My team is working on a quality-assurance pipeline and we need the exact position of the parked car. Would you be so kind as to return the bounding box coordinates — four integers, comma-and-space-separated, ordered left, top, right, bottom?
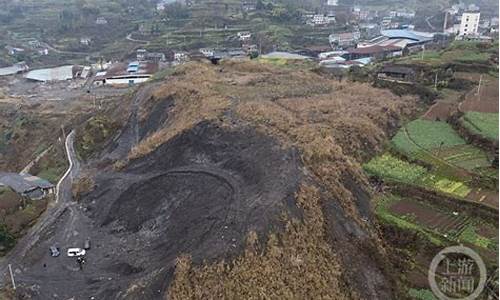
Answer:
67, 248, 86, 257
84, 238, 91, 250
50, 246, 60, 257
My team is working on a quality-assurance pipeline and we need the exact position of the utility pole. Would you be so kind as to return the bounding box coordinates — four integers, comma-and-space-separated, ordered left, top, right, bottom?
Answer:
477, 74, 483, 100
434, 72, 438, 90
61, 125, 66, 141
8, 264, 16, 290
421, 44, 425, 60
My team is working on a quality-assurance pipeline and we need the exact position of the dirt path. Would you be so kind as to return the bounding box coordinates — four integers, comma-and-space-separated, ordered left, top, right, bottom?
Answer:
104, 83, 161, 161
19, 146, 53, 174
0, 131, 80, 287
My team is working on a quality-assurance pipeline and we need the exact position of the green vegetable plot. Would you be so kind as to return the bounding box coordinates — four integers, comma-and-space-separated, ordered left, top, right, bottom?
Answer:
364, 154, 471, 198
461, 112, 499, 141
392, 119, 466, 155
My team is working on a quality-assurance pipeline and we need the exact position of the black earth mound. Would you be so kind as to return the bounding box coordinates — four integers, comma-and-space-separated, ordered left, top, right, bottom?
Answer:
78, 121, 303, 298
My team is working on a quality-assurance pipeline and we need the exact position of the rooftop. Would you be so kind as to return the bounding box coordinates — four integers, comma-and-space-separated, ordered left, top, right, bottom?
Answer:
348, 45, 402, 55
94, 62, 159, 80
0, 172, 54, 195
380, 29, 434, 42
261, 51, 311, 60
25, 65, 75, 82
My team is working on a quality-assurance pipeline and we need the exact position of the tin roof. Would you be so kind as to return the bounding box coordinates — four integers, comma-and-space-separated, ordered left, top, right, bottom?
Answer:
348, 45, 402, 55
381, 29, 434, 42
0, 172, 54, 194
261, 51, 311, 60
25, 65, 74, 82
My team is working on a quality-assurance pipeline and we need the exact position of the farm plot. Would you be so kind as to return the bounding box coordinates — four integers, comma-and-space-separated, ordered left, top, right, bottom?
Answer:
391, 119, 496, 182
460, 75, 499, 113
364, 154, 471, 198
392, 119, 466, 155
433, 144, 494, 172
466, 188, 499, 209
460, 112, 499, 141
377, 196, 497, 251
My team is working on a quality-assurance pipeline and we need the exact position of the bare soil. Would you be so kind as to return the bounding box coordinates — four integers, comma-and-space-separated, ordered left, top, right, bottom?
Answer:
389, 198, 466, 233
460, 75, 499, 113
10, 61, 421, 299
422, 101, 458, 121
466, 188, 499, 209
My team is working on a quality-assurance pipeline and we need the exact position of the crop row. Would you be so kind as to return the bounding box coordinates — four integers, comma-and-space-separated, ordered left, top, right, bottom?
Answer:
364, 154, 471, 198
461, 111, 499, 141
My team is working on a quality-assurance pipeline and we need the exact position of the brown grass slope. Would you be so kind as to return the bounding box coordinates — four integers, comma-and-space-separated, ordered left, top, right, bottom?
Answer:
128, 60, 419, 299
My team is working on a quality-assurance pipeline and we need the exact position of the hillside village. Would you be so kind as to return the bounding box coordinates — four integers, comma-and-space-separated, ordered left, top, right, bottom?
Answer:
0, 0, 498, 299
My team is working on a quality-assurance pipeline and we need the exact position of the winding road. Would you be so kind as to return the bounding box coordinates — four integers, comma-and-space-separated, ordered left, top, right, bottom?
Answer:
0, 130, 80, 287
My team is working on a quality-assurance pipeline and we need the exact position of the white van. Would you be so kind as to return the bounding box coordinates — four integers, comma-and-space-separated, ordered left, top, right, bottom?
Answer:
67, 248, 86, 257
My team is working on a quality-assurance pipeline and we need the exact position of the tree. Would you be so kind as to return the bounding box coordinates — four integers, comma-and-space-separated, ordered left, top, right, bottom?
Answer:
256, 0, 265, 10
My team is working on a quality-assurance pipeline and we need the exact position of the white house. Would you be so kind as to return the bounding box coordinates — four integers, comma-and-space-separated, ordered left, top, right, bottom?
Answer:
237, 32, 252, 41
38, 48, 49, 55
96, 17, 108, 25
309, 14, 331, 26
174, 52, 189, 62
200, 48, 215, 57
80, 37, 92, 46
458, 11, 480, 37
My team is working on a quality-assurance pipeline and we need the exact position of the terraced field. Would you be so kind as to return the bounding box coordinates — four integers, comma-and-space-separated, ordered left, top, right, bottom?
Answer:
377, 195, 498, 252
461, 112, 499, 141
435, 144, 492, 170
392, 119, 466, 155
364, 154, 471, 198
391, 119, 497, 183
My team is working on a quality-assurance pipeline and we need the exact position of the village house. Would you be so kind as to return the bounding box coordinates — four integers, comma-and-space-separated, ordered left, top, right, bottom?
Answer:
0, 172, 55, 200
377, 65, 415, 83
352, 7, 370, 21
199, 48, 215, 57
38, 48, 49, 55
241, 1, 256, 11
93, 61, 159, 87
136, 49, 166, 62
27, 40, 42, 49
308, 14, 332, 26
237, 31, 252, 41
346, 44, 403, 60
0, 61, 29, 77
381, 16, 392, 28
329, 31, 361, 48
5, 46, 25, 56
174, 52, 189, 62
359, 23, 381, 39
458, 10, 480, 38
389, 9, 416, 19
80, 37, 92, 46
95, 17, 108, 25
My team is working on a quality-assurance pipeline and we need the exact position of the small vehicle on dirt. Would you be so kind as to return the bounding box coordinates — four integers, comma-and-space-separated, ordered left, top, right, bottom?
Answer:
84, 238, 91, 250
50, 246, 60, 257
67, 248, 86, 257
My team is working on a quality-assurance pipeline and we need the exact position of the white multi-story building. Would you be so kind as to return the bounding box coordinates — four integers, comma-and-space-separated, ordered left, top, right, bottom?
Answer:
458, 11, 480, 37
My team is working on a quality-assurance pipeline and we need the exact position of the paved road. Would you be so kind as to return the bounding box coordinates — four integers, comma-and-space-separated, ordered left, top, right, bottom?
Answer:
126, 33, 149, 43
0, 130, 79, 287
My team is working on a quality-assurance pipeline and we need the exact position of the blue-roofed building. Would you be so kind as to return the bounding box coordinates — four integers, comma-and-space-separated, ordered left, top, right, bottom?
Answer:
380, 29, 434, 44
353, 29, 435, 59
127, 62, 140, 73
